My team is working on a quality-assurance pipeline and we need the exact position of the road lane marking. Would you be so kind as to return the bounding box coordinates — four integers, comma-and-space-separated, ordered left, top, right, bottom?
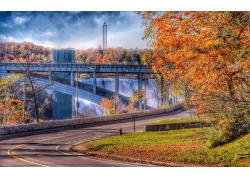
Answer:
55, 135, 141, 166
7, 144, 50, 167
6, 113, 185, 167
7, 132, 88, 167
55, 145, 72, 156
53, 133, 155, 167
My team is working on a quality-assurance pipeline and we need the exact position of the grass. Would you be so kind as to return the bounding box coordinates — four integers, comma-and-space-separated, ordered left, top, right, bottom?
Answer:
148, 118, 201, 125
72, 127, 250, 167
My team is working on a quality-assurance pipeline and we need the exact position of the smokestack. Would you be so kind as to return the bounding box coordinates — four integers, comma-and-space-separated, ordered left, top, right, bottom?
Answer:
103, 22, 107, 50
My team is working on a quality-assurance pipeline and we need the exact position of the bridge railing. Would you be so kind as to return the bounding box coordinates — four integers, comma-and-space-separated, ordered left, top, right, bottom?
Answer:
0, 63, 153, 73
0, 62, 152, 68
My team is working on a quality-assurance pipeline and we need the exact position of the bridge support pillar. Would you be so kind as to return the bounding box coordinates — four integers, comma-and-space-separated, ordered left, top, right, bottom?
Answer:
71, 72, 74, 86
115, 72, 119, 98
138, 73, 142, 109
49, 71, 52, 81
93, 71, 96, 94
143, 75, 147, 111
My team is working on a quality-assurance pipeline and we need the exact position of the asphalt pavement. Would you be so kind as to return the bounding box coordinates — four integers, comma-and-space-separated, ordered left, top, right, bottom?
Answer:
0, 110, 191, 167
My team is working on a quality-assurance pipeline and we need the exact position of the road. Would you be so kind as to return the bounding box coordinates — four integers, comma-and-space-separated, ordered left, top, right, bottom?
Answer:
0, 110, 191, 167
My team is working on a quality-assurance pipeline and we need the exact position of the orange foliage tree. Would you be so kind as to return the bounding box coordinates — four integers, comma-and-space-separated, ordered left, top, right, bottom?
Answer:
3, 42, 51, 63
100, 95, 124, 115
0, 74, 30, 125
138, 11, 250, 147
75, 47, 151, 65
0, 74, 25, 125
0, 98, 28, 126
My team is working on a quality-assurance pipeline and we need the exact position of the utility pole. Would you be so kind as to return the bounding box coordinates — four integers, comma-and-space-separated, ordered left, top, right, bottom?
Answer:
23, 72, 26, 123
114, 74, 116, 115
157, 87, 159, 109
76, 72, 79, 118
144, 76, 147, 112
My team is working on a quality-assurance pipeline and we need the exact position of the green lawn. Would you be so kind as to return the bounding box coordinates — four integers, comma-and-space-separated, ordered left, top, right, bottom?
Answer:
78, 127, 250, 167
148, 118, 201, 125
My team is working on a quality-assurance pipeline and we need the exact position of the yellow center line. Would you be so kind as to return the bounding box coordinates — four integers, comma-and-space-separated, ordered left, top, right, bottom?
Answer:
7, 131, 87, 167
7, 144, 50, 167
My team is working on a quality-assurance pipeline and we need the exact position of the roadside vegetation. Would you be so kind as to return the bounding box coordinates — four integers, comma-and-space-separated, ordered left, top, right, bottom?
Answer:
138, 12, 250, 147
148, 118, 200, 125
71, 126, 250, 167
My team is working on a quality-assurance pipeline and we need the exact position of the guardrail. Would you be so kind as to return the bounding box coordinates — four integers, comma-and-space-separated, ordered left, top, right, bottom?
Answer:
0, 104, 183, 138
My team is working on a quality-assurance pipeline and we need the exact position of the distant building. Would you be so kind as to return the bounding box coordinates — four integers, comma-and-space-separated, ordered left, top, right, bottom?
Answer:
52, 49, 75, 64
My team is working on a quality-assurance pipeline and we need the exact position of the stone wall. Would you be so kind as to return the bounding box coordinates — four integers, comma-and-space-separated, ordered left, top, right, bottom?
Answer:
0, 104, 183, 136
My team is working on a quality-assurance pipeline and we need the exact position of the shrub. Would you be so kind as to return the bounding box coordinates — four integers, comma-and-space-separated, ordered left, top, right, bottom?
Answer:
207, 117, 250, 148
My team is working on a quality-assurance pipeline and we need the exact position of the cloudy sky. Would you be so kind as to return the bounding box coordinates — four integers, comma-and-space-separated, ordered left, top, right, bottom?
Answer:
0, 0, 246, 50
0, 11, 149, 50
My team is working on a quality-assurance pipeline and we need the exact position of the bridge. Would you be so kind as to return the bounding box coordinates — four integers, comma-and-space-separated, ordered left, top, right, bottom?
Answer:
0, 63, 156, 109
0, 63, 153, 73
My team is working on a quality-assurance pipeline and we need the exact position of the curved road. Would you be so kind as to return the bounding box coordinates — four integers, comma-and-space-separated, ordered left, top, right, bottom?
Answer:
0, 110, 191, 167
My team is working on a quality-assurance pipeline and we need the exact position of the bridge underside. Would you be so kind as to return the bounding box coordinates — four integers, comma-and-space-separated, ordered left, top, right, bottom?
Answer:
36, 79, 104, 104
0, 71, 154, 110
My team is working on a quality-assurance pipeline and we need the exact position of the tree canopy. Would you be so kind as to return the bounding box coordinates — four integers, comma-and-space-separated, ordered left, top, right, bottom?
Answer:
138, 11, 250, 147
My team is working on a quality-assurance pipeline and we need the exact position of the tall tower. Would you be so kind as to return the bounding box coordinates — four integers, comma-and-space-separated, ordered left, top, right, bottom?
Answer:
103, 22, 107, 50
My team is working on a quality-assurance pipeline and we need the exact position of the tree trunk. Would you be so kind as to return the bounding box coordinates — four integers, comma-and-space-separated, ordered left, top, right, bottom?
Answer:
27, 74, 40, 122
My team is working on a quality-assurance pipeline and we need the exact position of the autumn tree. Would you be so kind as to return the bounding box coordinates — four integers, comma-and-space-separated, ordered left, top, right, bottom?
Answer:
76, 50, 88, 63
0, 43, 6, 62
0, 74, 30, 125
79, 104, 100, 117
3, 42, 51, 63
4, 42, 53, 122
102, 48, 119, 64
100, 95, 123, 115
75, 47, 152, 65
140, 50, 153, 66
138, 11, 250, 147
129, 89, 146, 111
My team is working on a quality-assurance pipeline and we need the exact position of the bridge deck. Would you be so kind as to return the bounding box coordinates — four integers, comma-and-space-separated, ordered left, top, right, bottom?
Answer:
0, 71, 154, 109
0, 63, 153, 73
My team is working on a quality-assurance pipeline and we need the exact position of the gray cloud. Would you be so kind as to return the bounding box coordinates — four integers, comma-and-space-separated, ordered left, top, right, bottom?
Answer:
0, 11, 148, 49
